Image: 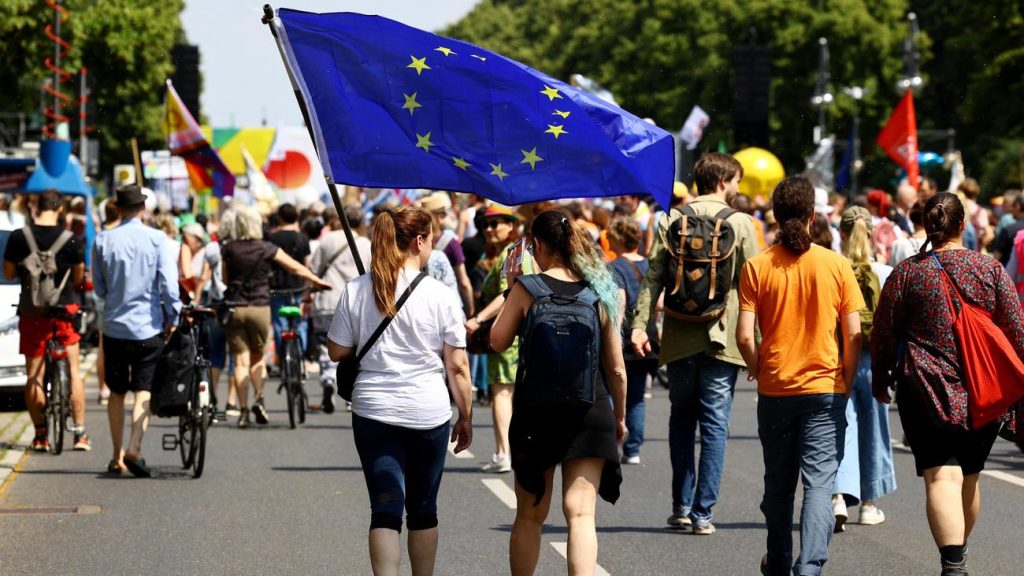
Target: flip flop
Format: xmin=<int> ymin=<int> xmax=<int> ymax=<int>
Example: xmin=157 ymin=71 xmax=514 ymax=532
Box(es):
xmin=123 ymin=456 xmax=152 ymax=478
xmin=106 ymin=460 xmax=126 ymax=475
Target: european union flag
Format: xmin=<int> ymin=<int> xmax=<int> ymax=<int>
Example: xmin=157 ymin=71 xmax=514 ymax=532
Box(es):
xmin=271 ymin=9 xmax=674 ymax=208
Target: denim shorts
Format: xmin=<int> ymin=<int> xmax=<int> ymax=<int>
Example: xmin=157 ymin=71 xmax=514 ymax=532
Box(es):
xmin=352 ymin=413 xmax=450 ymax=532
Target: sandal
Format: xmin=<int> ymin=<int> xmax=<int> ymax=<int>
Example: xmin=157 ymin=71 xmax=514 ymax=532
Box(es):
xmin=123 ymin=456 xmax=152 ymax=478
xmin=107 ymin=460 xmax=126 ymax=475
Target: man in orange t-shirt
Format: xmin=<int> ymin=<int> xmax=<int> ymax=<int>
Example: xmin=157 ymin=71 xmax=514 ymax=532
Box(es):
xmin=736 ymin=177 xmax=863 ymax=576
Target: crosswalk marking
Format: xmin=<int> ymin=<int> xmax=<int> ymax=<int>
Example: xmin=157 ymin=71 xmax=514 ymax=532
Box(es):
xmin=892 ymin=438 xmax=1024 ymax=488
xmin=481 ymin=478 xmax=517 ymax=509
xmin=550 ymin=542 xmax=611 ymax=575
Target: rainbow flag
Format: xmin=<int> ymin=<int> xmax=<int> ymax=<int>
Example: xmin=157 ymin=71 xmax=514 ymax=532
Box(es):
xmin=164 ymin=79 xmax=236 ymax=197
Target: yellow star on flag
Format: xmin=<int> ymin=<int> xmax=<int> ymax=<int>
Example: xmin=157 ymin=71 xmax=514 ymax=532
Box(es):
xmin=435 ymin=47 xmax=456 ymax=57
xmin=544 ymin=124 xmax=568 ymax=139
xmin=540 ymin=85 xmax=563 ymax=101
xmin=489 ymin=163 xmax=508 ymax=181
xmin=402 ymin=92 xmax=422 ymax=116
xmin=452 ymin=156 xmax=470 ymax=170
xmin=415 ymin=132 xmax=434 ymax=153
xmin=552 ymin=110 xmax=571 ymax=119
xmin=407 ymin=56 xmax=431 ymax=75
xmin=520 ymin=147 xmax=543 ymax=170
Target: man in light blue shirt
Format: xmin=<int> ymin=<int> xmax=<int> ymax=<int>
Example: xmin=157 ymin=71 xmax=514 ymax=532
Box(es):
xmin=93 ymin=185 xmax=180 ymax=478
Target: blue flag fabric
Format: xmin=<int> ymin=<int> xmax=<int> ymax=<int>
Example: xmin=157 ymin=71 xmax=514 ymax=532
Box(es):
xmin=273 ymin=9 xmax=674 ymax=208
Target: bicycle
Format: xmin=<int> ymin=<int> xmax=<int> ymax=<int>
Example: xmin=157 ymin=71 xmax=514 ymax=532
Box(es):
xmin=40 ymin=304 xmax=81 ymax=455
xmin=270 ymin=287 xmax=311 ymax=429
xmin=160 ymin=304 xmax=214 ymax=478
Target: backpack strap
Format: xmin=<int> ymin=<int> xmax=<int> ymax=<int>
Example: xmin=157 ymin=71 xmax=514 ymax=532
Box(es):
xmin=49 ymin=229 xmax=74 ymax=257
xmin=21 ymin=225 xmax=39 ymax=254
xmin=517 ymin=274 xmax=552 ymax=300
xmin=670 ymin=207 xmax=693 ymax=296
xmin=707 ymin=209 xmax=735 ymax=302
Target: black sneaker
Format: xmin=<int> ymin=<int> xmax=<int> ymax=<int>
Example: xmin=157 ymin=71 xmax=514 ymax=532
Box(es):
xmin=322 ymin=385 xmax=335 ymax=414
xmin=252 ymin=400 xmax=269 ymax=425
xmin=940 ymin=558 xmax=968 ymax=576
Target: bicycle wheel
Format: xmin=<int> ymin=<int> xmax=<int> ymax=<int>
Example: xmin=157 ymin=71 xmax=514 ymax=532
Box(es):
xmin=283 ymin=341 xmax=298 ymax=429
xmin=179 ymin=367 xmax=205 ymax=468
xmin=47 ymin=359 xmax=68 ymax=455
xmin=289 ymin=340 xmax=306 ymax=425
xmin=192 ymin=405 xmax=208 ymax=478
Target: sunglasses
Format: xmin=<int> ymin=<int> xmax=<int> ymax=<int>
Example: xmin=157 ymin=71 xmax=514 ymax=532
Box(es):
xmin=483 ymin=219 xmax=507 ymax=230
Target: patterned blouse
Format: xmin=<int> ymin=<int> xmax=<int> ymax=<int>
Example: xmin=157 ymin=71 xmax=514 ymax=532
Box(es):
xmin=872 ymin=248 xmax=1024 ymax=433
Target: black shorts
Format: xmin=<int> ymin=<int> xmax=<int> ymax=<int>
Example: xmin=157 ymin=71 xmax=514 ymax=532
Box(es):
xmin=897 ymin=385 xmax=999 ymax=476
xmin=103 ymin=334 xmax=164 ymax=395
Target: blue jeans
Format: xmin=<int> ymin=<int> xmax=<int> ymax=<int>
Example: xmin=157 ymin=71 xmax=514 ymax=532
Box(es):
xmin=835 ymin=351 xmax=896 ymax=503
xmin=668 ymin=354 xmax=738 ymax=524
xmin=470 ymin=354 xmax=488 ymax=396
xmin=622 ymin=362 xmax=649 ymax=457
xmin=352 ymin=413 xmax=451 ymax=532
xmin=758 ymin=393 xmax=848 ymax=576
xmin=271 ymin=293 xmax=308 ymax=361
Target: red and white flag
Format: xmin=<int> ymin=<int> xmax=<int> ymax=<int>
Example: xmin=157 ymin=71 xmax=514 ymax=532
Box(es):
xmin=876 ymin=90 xmax=919 ymax=186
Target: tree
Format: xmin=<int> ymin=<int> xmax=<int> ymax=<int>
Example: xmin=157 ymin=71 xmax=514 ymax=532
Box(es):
xmin=446 ymin=0 xmax=910 ymax=181
xmin=0 ymin=0 xmax=185 ymax=180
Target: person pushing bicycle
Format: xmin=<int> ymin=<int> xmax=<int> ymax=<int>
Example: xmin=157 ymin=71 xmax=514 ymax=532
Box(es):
xmin=2 ymin=189 xmax=89 ymax=452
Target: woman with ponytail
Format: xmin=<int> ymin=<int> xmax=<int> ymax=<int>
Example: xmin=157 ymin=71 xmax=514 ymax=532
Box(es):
xmin=489 ymin=210 xmax=626 ymax=576
xmin=327 ymin=206 xmax=474 ymax=576
xmin=873 ymin=192 xmax=1024 ymax=575
xmin=832 ymin=207 xmax=897 ymax=532
xmin=737 ymin=177 xmax=865 ymax=575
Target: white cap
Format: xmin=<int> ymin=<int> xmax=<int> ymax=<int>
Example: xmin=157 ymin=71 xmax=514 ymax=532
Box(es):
xmin=814 ymin=187 xmax=833 ymax=215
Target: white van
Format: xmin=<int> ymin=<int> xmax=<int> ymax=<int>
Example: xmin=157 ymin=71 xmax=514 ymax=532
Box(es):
xmin=0 ymin=210 xmax=27 ymax=393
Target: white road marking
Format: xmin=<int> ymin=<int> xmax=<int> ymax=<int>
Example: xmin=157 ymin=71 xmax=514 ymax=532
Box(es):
xmin=892 ymin=438 xmax=1024 ymax=488
xmin=481 ymin=478 xmax=517 ymax=509
xmin=448 ymin=442 xmax=473 ymax=459
xmin=550 ymin=542 xmax=611 ymax=576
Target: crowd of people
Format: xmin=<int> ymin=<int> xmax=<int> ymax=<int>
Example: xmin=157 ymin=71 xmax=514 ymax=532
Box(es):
xmin=3 ymin=154 xmax=1024 ymax=575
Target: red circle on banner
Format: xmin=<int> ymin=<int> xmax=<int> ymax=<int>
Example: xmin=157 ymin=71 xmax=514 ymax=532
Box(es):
xmin=265 ymin=150 xmax=312 ymax=189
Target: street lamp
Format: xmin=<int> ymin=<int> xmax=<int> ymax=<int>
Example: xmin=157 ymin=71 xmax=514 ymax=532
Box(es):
xmin=897 ymin=12 xmax=924 ymax=94
xmin=810 ymin=37 xmax=832 ymax=144
xmin=842 ymin=85 xmax=869 ymax=195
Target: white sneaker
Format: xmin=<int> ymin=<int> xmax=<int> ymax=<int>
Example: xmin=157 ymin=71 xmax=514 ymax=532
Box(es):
xmin=620 ymin=454 xmax=641 ymax=465
xmin=480 ymin=454 xmax=511 ymax=473
xmin=858 ymin=504 xmax=886 ymax=525
xmin=833 ymin=495 xmax=848 ymax=533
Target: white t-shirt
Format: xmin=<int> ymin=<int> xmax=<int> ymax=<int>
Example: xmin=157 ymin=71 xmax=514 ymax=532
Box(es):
xmin=328 ymin=270 xmax=466 ymax=429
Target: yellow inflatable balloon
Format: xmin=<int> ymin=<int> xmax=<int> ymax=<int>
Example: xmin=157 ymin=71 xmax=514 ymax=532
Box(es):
xmin=734 ymin=147 xmax=785 ymax=198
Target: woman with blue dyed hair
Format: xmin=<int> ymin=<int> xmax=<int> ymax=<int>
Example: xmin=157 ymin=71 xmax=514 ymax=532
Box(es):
xmin=490 ymin=210 xmax=626 ymax=575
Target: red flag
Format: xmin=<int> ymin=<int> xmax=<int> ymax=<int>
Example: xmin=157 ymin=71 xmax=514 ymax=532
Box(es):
xmin=876 ymin=90 xmax=919 ymax=186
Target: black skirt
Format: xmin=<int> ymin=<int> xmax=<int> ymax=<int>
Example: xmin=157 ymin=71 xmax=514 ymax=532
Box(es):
xmin=897 ymin=384 xmax=999 ymax=476
xmin=509 ymin=389 xmax=622 ymax=506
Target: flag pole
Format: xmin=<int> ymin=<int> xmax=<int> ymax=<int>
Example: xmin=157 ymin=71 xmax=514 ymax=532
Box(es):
xmin=261 ymin=4 xmax=365 ymax=276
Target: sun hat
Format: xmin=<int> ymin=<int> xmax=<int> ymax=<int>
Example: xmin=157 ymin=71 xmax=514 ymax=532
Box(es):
xmin=419 ymin=192 xmax=452 ymax=213
xmin=481 ymin=202 xmax=519 ymax=222
xmin=840 ymin=206 xmax=873 ymax=234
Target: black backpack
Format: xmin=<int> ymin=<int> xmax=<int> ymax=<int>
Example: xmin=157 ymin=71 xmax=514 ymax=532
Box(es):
xmin=515 ymin=275 xmax=602 ymax=411
xmin=152 ymin=326 xmax=196 ymax=417
xmin=662 ymin=205 xmax=738 ymax=321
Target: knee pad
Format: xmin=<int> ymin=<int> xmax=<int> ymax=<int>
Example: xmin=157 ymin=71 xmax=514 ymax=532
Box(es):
xmin=369 ymin=512 xmax=403 ymax=533
xmin=406 ymin=512 xmax=438 ymax=531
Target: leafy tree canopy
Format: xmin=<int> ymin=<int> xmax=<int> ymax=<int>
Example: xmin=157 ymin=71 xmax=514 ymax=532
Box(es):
xmin=447 ymin=0 xmax=1022 ymax=195
xmin=0 ymin=0 xmax=185 ymax=179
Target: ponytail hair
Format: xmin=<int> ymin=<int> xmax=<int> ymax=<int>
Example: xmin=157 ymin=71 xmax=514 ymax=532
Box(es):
xmin=839 ymin=206 xmax=874 ymax=265
xmin=370 ymin=206 xmax=432 ymax=316
xmin=771 ymin=177 xmax=815 ymax=255
xmin=918 ymin=192 xmax=965 ymax=255
xmin=531 ymin=210 xmax=620 ymax=322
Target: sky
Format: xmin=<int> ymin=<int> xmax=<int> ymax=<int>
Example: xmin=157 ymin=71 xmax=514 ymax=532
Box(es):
xmin=180 ymin=0 xmax=480 ymax=128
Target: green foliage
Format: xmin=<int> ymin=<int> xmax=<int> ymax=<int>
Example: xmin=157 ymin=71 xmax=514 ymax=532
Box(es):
xmin=446 ymin=0 xmax=909 ymax=176
xmin=0 ymin=0 xmax=184 ymax=177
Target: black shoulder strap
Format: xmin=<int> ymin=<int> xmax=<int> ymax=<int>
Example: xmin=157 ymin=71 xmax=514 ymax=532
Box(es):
xmin=355 ymin=270 xmax=428 ymax=361
xmin=713 ymin=207 xmax=738 ymax=222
